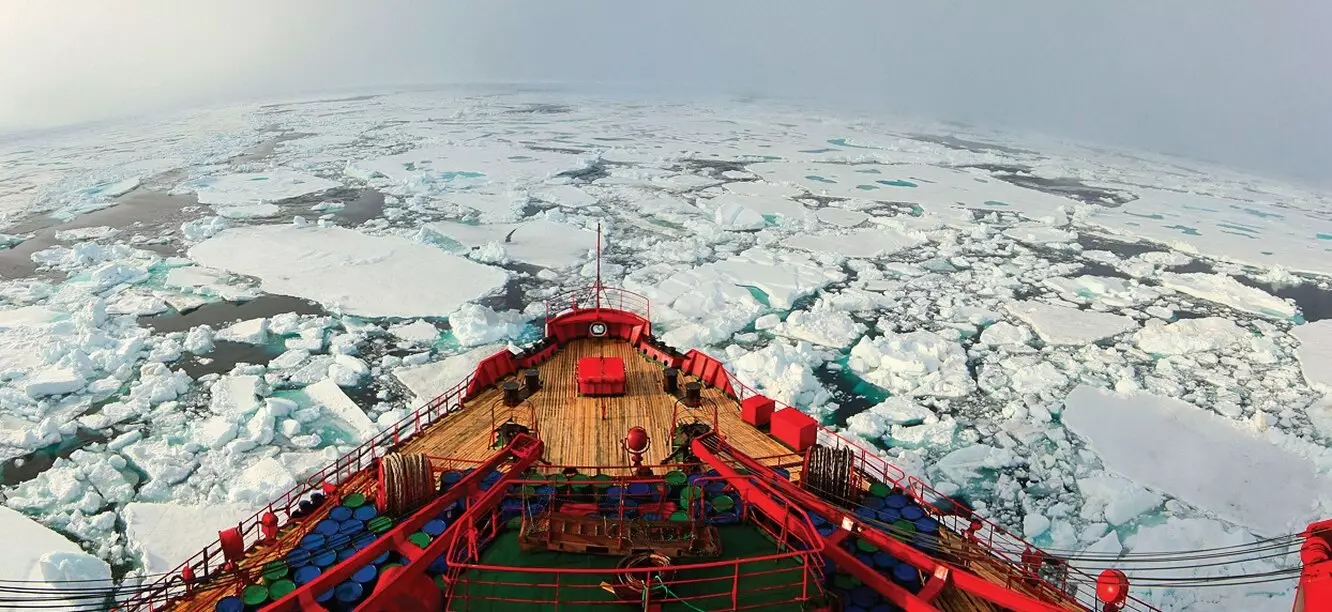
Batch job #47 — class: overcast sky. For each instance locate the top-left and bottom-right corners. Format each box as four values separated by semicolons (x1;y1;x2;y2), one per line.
1;0;1327;183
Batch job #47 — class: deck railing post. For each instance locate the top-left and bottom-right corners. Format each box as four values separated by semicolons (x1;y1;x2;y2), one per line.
732;563;741;609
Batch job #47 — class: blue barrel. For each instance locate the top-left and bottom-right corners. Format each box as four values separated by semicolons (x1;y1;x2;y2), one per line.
287;548;312;568
352;505;377;521
810;513;829;527
626;482;653;498
374;551;391;565
535;485;555;497
872;551;898;570
687;473;705;487
862;496;885;510
314;519;340;536
884;495;909;510
901;506;924;522
642;513;661;521
525;503;546;518
215;595;244;612
316;588;334;604
817;525;836;537
423;519;448;537
605;486;624;499
337;548;356;562
312;549;338;568
771;467;790;480
855;507;878;522
711;512;739;525
352;532;376;550
334;580;364;605
300;533;326;550
339;519;365;535
329;506;353;522
500;499;525;514
855;552;875;568
621;499;639;517
428;554;449;574
326;533;351;550
351;564;378;584
851;585;879;608
876;507;901;523
892;564;921;591
440;470;463;490
913;517;940;550
293;565;321;586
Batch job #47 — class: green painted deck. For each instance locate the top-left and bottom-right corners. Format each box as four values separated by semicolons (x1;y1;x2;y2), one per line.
449;525;822;611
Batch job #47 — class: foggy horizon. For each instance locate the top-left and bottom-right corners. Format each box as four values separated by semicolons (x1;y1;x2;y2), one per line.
1;0;1326;185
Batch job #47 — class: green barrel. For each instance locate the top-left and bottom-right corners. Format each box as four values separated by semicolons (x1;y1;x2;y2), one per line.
506;516;523;530
368;516;393;533
669;510;690;522
408;532;432;549
261;560;288;583
343;492;366;508
268;579;296;600
664;470;687;498
893;519;917;539
241;584;269;607
868;482;892;498
709;495;734;513
680;485;704;509
833;574;859;590
856;538;879;554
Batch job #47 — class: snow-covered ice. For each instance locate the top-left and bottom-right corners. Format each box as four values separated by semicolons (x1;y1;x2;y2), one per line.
1007;301;1138;345
189;224;508;317
123;502;252;574
1063;386;1324;535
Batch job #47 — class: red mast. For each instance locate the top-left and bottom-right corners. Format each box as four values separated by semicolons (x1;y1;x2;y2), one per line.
595;221;602;311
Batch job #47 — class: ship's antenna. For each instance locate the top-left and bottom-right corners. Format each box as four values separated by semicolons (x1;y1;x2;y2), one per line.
595;221;603;311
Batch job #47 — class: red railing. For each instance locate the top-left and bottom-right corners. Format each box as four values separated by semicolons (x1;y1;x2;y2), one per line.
544;285;651;323
904;477;1159;612
117;372;479;611
718;363;1159;611
440;472;827;610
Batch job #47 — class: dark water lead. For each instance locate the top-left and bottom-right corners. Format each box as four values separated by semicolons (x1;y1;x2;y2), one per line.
1236;276;1332;323
0;190;199;279
138;294;329;334
816;361;892;430
1;427;109;487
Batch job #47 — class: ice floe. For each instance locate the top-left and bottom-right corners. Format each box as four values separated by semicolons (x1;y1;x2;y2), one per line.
427;219;595;268
1007;301;1138;345
123;502;252;574
1291;320;1332;391
848;331;974;398
1063;386;1324;535
189;224;508;317
1160;272;1297;319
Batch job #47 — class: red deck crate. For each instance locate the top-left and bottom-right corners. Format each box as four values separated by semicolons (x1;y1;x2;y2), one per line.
577;357;626;396
741;395;776;427
770;407;817;452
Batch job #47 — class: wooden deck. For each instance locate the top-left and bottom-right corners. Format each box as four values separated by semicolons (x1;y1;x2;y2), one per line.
401;338;797;470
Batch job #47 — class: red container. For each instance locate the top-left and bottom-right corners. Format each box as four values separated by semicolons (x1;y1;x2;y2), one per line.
741;395;776;427
770;407;816;452
577;357;626;396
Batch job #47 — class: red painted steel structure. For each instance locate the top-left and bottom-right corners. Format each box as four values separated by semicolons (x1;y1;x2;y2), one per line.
1295;519;1332;612
264;434;545;611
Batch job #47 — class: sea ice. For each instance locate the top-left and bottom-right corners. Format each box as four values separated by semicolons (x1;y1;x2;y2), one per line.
1133;317;1249;355
189;225;508;318
1160;272;1296;319
1063;386;1323;535
123;502;252;574
181;170;340;207
1007;301;1137;345
0;506;112;607
427;219;596;268
848;331;974;398
389;320;440;344
1291;320;1332;391
302;378;375;440
785;228;924;259
393;344;505;402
